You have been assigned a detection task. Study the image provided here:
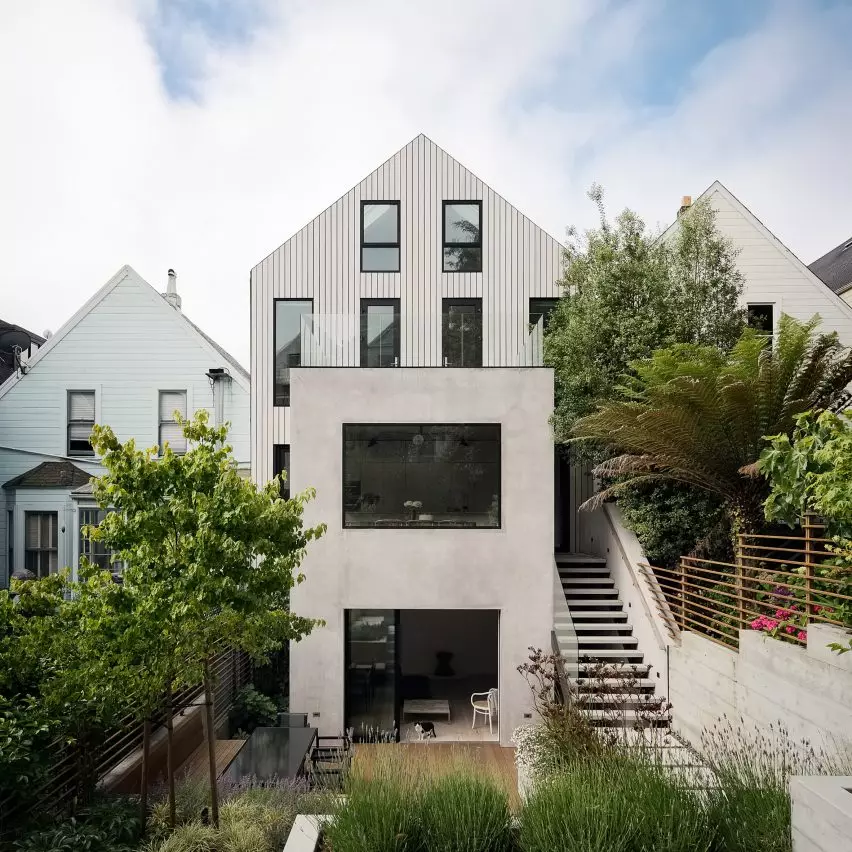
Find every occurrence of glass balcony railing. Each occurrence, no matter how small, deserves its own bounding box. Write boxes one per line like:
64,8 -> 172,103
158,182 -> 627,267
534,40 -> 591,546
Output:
273,312 -> 546,404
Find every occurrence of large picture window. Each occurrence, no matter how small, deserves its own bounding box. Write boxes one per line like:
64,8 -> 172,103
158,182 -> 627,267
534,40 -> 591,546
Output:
361,202 -> 400,272
443,201 -> 482,272
274,299 -> 314,406
343,424 -> 500,528
442,299 -> 482,367
360,299 -> 400,367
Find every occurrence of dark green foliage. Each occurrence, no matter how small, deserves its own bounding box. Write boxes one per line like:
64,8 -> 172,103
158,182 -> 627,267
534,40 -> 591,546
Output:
251,648 -> 288,711
615,481 -> 730,569
229,685 -> 278,736
546,187 -> 745,449
12,797 -> 142,852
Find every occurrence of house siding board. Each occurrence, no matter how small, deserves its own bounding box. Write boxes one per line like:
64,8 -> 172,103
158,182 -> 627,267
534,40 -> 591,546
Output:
250,134 -> 564,484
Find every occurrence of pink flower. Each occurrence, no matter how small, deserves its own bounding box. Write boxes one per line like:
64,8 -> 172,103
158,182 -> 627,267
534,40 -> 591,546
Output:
785,625 -> 795,635
765,618 -> 778,631
797,631 -> 808,642
775,608 -> 792,619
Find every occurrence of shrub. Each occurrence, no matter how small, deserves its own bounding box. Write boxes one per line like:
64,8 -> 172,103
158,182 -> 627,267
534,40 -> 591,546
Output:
228,685 -> 278,737
418,774 -> 512,852
520,754 -> 712,852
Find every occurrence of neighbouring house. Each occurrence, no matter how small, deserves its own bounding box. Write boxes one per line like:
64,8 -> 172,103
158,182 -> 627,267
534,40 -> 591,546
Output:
670,184 -> 852,346
0,265 -> 250,588
809,234 -> 852,306
250,133 -> 566,745
0,319 -> 45,384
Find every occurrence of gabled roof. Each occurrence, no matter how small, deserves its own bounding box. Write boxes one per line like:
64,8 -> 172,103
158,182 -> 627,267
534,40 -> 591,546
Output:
3,460 -> 91,490
0,265 -> 249,401
809,236 -> 852,296
662,180 -> 852,323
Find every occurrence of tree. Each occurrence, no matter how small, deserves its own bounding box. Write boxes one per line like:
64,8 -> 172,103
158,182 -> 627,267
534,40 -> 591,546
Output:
546,186 -> 746,445
572,315 -> 852,534
88,410 -> 325,826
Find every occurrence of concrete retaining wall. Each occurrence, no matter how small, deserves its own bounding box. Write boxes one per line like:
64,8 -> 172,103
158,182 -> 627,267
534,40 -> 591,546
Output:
791,776 -> 852,852
670,625 -> 852,750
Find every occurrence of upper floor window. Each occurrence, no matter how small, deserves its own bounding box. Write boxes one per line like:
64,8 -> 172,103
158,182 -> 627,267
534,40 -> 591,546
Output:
273,444 -> 290,500
360,299 -> 400,367
443,201 -> 482,272
159,390 -> 187,454
67,390 -> 95,456
529,298 -> 560,332
25,511 -> 57,578
442,299 -> 482,367
747,304 -> 774,344
361,202 -> 400,272
274,299 -> 314,406
343,424 -> 501,528
79,508 -> 124,573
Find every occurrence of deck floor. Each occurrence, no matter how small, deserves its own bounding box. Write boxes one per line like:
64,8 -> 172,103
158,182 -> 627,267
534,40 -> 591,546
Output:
353,743 -> 519,809
176,739 -> 245,780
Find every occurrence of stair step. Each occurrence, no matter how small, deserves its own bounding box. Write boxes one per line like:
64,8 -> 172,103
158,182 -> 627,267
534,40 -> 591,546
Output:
561,577 -> 615,586
563,587 -> 619,596
577,663 -> 650,676
573,623 -> 633,633
564,598 -> 623,607
578,635 -> 638,646
577,678 -> 656,690
569,610 -> 628,622
580,696 -> 668,710
558,566 -> 611,576
576,649 -> 645,661
555,553 -> 606,565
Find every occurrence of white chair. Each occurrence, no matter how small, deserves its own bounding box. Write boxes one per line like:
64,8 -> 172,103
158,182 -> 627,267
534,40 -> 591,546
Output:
470,688 -> 498,734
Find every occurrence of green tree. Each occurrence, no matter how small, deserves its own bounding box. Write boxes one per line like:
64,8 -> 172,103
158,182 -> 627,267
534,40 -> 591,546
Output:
572,315 -> 852,534
546,186 -> 745,445
88,410 -> 325,826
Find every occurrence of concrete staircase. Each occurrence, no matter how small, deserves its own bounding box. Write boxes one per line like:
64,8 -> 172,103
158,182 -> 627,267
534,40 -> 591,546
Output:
554,553 -> 669,729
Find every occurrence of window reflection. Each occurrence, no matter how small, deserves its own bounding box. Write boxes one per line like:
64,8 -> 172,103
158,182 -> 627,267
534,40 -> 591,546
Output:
274,300 -> 313,406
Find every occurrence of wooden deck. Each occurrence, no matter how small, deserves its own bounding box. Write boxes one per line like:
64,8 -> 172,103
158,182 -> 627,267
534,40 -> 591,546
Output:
176,739 -> 245,780
353,743 -> 519,809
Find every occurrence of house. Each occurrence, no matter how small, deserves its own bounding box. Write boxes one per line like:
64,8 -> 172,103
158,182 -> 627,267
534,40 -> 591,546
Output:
808,235 -> 852,306
670,183 -> 852,345
250,133 -> 567,746
0,266 -> 250,587
0,320 -> 45,384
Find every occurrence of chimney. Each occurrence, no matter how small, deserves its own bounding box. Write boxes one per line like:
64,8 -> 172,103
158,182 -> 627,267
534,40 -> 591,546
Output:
163,268 -> 182,311
677,195 -> 692,218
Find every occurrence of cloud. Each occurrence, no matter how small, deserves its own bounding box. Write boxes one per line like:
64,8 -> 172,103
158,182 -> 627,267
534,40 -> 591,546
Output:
1,0 -> 850,366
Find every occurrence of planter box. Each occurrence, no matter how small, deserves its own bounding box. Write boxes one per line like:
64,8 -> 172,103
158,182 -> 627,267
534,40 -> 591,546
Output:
791,776 -> 852,852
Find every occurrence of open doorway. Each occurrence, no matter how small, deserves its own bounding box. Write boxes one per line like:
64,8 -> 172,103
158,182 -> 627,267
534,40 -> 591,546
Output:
343,609 -> 499,743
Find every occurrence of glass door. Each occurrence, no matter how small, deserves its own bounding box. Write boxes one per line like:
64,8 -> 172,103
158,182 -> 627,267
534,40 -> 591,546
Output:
344,609 -> 400,741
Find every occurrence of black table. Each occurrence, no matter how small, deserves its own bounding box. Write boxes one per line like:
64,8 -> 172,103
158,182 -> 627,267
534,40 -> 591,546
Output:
221,726 -> 317,782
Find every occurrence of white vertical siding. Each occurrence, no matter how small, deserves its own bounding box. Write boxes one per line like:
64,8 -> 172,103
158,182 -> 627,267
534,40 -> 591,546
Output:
250,134 -> 564,484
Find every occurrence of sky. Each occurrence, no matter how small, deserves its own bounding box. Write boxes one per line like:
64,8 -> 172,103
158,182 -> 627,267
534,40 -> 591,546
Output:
2,0 -> 851,367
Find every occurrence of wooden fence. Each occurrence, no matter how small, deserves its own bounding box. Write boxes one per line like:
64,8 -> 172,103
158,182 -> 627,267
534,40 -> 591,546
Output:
0,645 -> 251,835
639,519 -> 851,651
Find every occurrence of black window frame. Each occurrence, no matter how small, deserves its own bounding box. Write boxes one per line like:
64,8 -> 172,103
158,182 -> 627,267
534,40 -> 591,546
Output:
273,444 -> 291,500
528,298 -> 560,332
442,298 -> 483,368
342,423 -> 502,530
67,389 -> 96,457
442,200 -> 483,273
360,299 -> 401,367
273,298 -> 314,407
360,201 -> 401,273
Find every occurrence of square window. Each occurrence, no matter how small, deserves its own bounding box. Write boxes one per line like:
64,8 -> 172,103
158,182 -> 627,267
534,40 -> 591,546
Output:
361,202 -> 400,272
67,390 -> 95,456
443,201 -> 482,272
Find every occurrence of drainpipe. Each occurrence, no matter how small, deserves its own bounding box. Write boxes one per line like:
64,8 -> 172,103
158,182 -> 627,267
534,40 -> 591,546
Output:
206,368 -> 231,427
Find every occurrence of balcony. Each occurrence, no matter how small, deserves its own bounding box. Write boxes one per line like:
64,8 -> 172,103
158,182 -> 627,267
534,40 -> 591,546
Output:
274,312 -> 545,405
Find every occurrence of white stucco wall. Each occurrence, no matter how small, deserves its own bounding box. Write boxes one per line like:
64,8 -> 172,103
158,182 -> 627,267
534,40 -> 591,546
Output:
287,367 -> 554,745
670,626 -> 852,750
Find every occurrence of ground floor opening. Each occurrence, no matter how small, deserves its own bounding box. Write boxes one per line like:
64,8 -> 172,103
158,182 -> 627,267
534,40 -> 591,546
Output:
344,608 -> 499,743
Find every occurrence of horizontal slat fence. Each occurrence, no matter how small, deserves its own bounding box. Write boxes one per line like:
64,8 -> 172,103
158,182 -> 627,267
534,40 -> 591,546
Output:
0,645 -> 251,835
640,518 -> 851,651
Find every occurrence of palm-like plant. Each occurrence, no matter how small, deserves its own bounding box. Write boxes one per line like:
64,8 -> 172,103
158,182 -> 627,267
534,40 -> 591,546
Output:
573,315 -> 852,533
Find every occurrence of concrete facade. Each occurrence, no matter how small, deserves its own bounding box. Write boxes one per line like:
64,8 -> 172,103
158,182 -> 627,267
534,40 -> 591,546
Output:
670,626 -> 852,749
287,367 -> 554,746
790,776 -> 852,852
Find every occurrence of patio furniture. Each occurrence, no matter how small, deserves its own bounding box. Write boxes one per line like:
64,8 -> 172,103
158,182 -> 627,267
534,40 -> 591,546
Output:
471,688 -> 498,734
220,726 -> 317,782
402,698 -> 451,721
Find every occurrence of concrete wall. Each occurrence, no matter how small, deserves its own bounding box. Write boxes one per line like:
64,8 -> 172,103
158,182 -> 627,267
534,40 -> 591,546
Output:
288,367 -> 554,745
670,625 -> 852,750
579,504 -> 674,698
791,776 -> 852,852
